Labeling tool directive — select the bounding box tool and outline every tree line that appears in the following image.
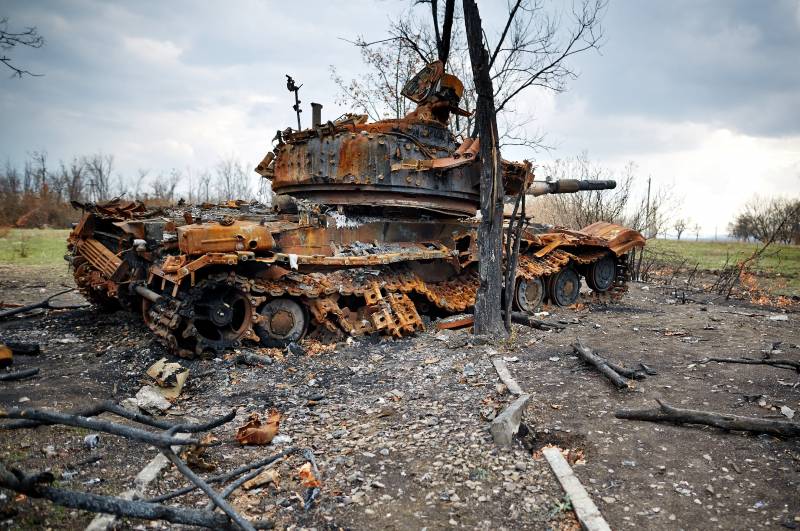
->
[728,196,800,244]
[0,151,259,228]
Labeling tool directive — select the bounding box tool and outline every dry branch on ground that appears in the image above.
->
[615,399,800,437]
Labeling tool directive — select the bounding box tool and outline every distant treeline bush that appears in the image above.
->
[0,151,263,228]
[728,196,800,244]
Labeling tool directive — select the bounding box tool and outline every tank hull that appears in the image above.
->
[67,201,643,357]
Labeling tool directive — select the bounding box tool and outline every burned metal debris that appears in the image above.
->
[66,61,644,358]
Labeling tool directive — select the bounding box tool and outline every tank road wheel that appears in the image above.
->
[547,267,581,307]
[514,277,545,313]
[189,283,254,354]
[255,298,308,347]
[586,254,616,292]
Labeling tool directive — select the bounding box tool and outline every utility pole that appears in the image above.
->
[644,176,652,239]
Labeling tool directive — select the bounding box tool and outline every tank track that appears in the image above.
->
[129,251,631,358]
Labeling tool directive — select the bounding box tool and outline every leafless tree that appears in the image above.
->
[215,156,251,202]
[674,218,688,240]
[693,222,701,241]
[61,158,85,202]
[333,0,604,151]
[535,156,675,237]
[29,150,47,193]
[197,170,213,203]
[0,160,20,198]
[83,153,114,202]
[0,16,44,78]
[728,196,800,244]
[150,169,181,203]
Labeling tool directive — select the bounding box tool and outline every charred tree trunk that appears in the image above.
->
[463,0,506,337]
[431,0,456,65]
[616,399,800,437]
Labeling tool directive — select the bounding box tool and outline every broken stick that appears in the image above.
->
[606,361,646,380]
[615,399,800,437]
[0,463,234,529]
[573,340,629,389]
[510,312,566,331]
[0,367,39,381]
[696,357,800,372]
[0,288,87,320]
[0,407,210,448]
[163,449,256,531]
[147,446,297,503]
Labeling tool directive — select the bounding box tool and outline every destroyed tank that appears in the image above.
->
[66,61,644,358]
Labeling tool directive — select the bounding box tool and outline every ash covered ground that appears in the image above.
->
[0,265,798,530]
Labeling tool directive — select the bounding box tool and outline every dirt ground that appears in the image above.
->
[0,265,798,530]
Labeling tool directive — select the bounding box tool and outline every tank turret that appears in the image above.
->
[256,60,530,216]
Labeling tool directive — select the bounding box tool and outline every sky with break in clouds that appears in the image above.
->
[1,0,799,236]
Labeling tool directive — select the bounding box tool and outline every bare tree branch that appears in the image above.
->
[0,16,44,78]
[488,0,523,70]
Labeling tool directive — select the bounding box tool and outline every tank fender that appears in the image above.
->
[581,222,645,255]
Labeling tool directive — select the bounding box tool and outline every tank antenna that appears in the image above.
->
[286,74,303,130]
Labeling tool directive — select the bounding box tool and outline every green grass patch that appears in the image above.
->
[647,239,800,294]
[0,228,71,266]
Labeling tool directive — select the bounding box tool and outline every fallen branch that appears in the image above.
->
[166,410,237,434]
[0,403,260,529]
[206,455,287,511]
[235,352,274,367]
[163,449,256,531]
[0,367,39,381]
[509,312,565,331]
[1,401,234,432]
[0,288,88,320]
[605,362,646,380]
[572,340,629,389]
[0,407,210,448]
[147,447,298,503]
[615,399,800,437]
[696,356,800,373]
[0,463,234,529]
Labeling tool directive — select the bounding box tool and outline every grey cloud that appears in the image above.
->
[564,0,800,137]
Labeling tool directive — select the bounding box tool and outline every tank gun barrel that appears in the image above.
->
[529,179,616,197]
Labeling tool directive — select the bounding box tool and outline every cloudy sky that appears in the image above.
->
[1,0,799,235]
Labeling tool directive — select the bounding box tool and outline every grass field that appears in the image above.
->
[0,228,71,266]
[647,238,800,294]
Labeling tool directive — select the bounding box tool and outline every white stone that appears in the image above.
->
[135,386,171,414]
